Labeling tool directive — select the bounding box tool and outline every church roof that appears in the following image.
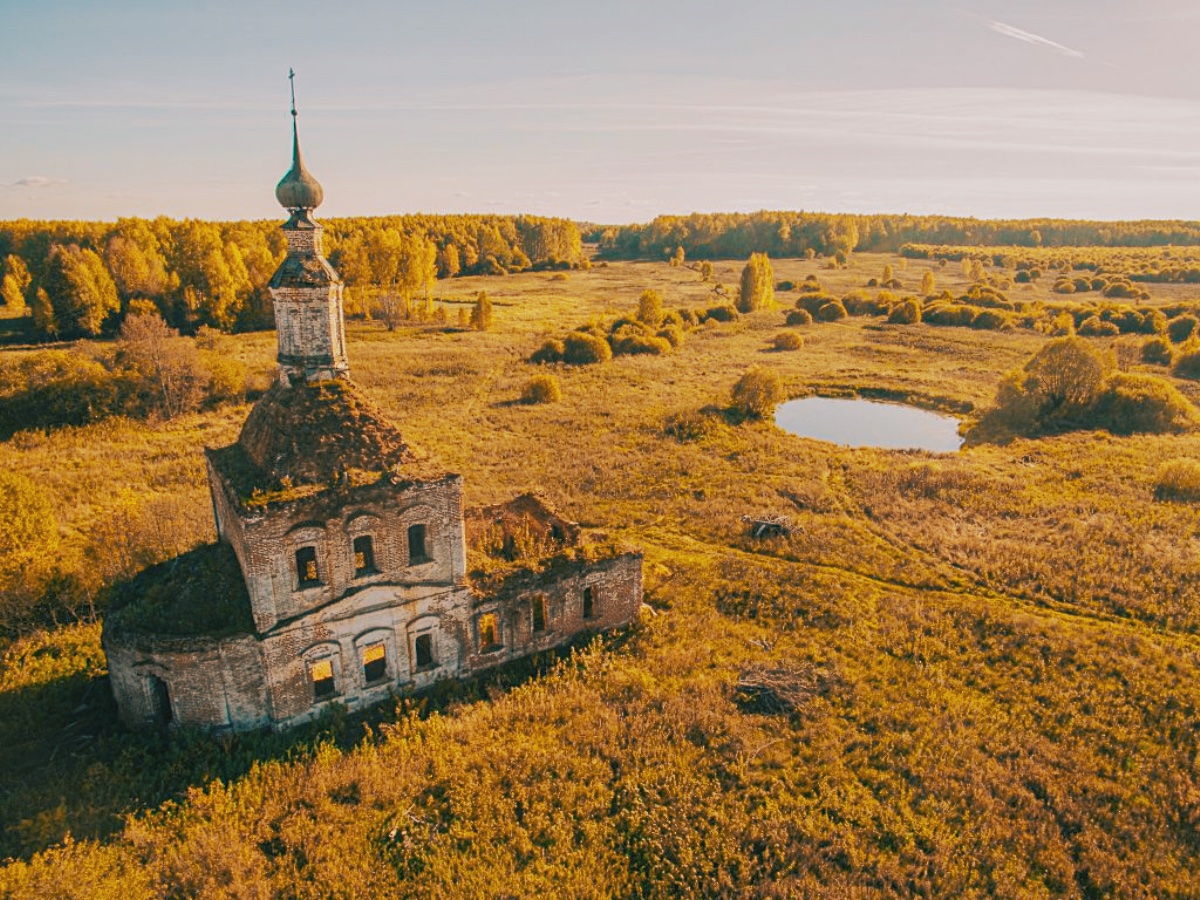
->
[210,380,414,503]
[275,117,324,211]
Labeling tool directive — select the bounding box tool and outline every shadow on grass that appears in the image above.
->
[0,629,623,861]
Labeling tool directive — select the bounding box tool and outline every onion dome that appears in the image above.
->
[275,117,324,211]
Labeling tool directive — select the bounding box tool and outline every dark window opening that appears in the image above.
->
[478,613,499,652]
[362,643,387,682]
[414,633,434,668]
[407,524,429,564]
[149,675,173,725]
[353,535,376,577]
[311,659,335,700]
[531,596,546,633]
[296,546,320,588]
[583,586,596,620]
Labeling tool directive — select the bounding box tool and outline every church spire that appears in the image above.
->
[267,69,349,387]
[275,69,324,213]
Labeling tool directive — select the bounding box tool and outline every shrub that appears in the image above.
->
[675,307,699,327]
[776,280,795,292]
[1168,315,1199,343]
[887,298,921,325]
[923,303,976,327]
[785,309,813,326]
[613,333,671,356]
[1093,373,1199,434]
[731,366,784,418]
[1156,458,1200,501]
[703,303,739,323]
[1052,280,1076,294]
[815,300,847,322]
[657,325,685,349]
[561,333,612,365]
[530,339,564,364]
[664,409,714,442]
[970,309,1012,331]
[738,253,775,312]
[796,293,835,316]
[521,374,562,404]
[637,290,664,327]
[772,332,804,351]
[1172,346,1200,380]
[470,291,493,331]
[550,272,569,281]
[1141,336,1174,366]
[1078,316,1120,337]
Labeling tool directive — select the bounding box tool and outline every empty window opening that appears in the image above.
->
[296,546,320,588]
[407,524,428,564]
[311,658,335,700]
[478,613,500,652]
[362,643,387,682]
[531,596,547,633]
[583,586,596,620]
[148,675,173,725]
[414,633,434,669]
[353,535,376,577]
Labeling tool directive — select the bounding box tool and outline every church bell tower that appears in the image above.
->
[267,70,349,386]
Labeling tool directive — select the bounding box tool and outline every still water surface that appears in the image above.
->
[775,397,963,452]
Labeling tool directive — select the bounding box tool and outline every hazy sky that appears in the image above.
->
[3,0,1200,223]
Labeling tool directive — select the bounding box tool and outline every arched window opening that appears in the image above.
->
[353,535,376,577]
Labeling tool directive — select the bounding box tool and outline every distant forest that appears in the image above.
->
[591,212,1200,261]
[0,215,582,338]
[5,210,1200,339]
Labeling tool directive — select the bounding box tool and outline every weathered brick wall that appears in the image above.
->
[232,474,467,634]
[463,551,644,676]
[104,630,268,731]
[259,583,473,729]
[272,285,347,378]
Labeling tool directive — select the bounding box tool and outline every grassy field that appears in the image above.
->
[3,254,1200,896]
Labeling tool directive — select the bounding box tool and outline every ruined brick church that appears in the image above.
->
[103,100,642,733]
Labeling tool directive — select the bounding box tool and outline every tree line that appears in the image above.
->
[592,211,1200,261]
[0,214,582,339]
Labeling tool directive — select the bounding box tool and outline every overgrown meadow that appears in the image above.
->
[2,251,1200,897]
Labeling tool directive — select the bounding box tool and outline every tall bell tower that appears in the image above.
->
[267,70,349,386]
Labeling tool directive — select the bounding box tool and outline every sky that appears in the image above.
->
[3,0,1200,224]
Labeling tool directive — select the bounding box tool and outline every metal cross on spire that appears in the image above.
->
[288,68,297,118]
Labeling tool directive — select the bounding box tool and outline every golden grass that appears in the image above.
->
[3,254,1200,894]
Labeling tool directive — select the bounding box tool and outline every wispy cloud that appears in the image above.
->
[12,175,65,188]
[988,20,1084,58]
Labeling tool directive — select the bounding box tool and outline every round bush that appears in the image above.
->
[657,325,685,348]
[1172,347,1200,380]
[522,374,562,404]
[562,332,612,365]
[816,300,848,322]
[772,331,804,351]
[970,309,1012,331]
[1094,373,1199,435]
[1141,336,1174,366]
[529,339,564,364]
[1078,315,1120,337]
[887,298,921,325]
[731,367,784,418]
[1168,315,1199,344]
[785,308,813,326]
[703,303,740,323]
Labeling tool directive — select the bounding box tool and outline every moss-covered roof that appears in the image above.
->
[105,542,254,638]
[235,378,411,487]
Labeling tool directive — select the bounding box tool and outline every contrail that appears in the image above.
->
[988,20,1084,58]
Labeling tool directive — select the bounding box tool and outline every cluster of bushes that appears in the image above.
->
[531,291,740,366]
[969,337,1200,442]
[0,313,251,438]
[901,243,1200,285]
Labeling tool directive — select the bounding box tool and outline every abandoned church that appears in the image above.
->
[102,101,643,733]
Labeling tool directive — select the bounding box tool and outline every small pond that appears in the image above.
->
[775,397,963,453]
